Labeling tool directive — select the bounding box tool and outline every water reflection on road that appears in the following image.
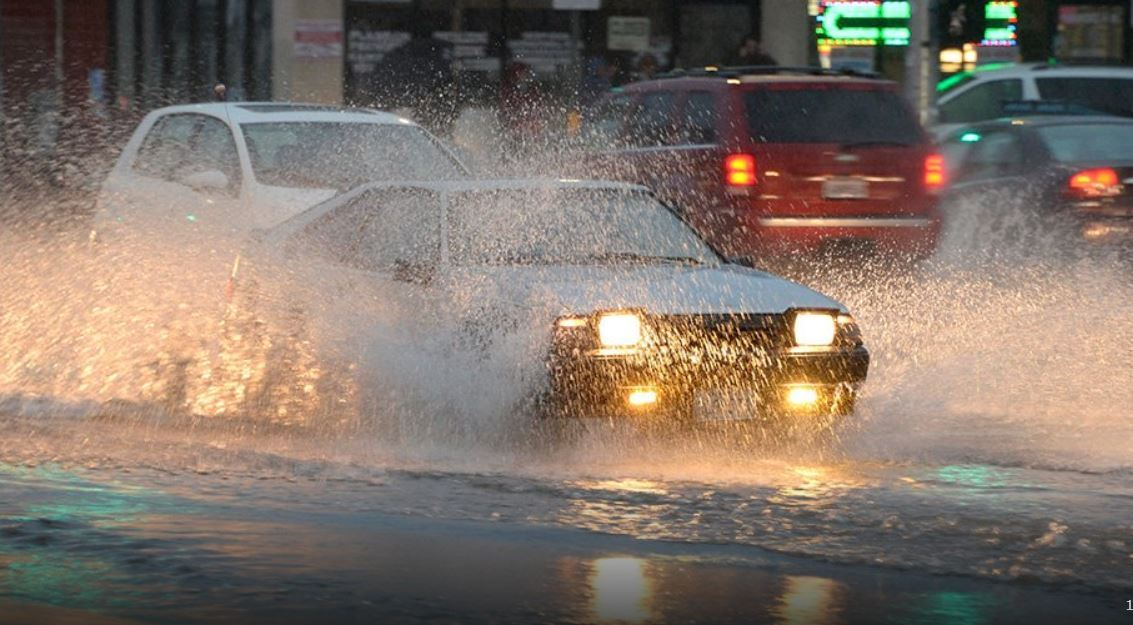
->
[0,422,1127,624]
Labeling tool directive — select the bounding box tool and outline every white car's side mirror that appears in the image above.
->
[181,169,230,193]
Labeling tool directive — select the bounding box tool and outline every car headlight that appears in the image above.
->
[597,312,642,347]
[793,312,837,346]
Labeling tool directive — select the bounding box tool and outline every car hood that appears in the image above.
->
[450,263,847,316]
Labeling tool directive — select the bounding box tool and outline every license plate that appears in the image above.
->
[692,388,761,422]
[822,178,869,199]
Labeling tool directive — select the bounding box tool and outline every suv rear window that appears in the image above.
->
[1036,78,1133,118]
[746,87,922,145]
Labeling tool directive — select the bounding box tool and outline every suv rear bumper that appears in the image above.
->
[696,197,942,261]
[751,214,941,258]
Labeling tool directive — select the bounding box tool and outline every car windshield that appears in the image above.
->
[1035,123,1133,164]
[746,87,922,144]
[446,189,719,267]
[241,122,463,189]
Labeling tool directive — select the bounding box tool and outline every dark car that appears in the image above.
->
[578,66,944,267]
[937,115,1133,250]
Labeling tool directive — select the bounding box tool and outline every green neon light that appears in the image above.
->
[936,72,971,92]
[983,2,1017,43]
[985,3,1017,20]
[818,1,910,46]
[984,27,1015,41]
[960,132,982,142]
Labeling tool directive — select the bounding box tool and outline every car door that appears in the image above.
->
[947,128,1031,195]
[292,187,445,361]
[107,112,244,242]
[97,112,197,236]
[939,127,1044,247]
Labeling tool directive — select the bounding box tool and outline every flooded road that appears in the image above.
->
[0,398,1129,624]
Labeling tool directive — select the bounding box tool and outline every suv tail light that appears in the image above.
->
[724,154,757,187]
[1068,167,1123,198]
[924,154,946,192]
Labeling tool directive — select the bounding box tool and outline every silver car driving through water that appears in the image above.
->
[205,179,869,432]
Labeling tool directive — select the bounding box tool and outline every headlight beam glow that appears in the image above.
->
[597,313,643,347]
[793,312,837,346]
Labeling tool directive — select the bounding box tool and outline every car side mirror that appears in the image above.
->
[181,169,230,193]
[392,259,436,286]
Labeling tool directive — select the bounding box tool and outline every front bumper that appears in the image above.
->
[546,314,869,422]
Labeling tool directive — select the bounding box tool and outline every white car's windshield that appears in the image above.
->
[447,189,719,267]
[241,122,463,189]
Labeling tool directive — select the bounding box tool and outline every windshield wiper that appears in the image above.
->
[578,252,703,266]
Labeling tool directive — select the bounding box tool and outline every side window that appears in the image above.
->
[627,92,677,148]
[938,79,1023,124]
[1036,78,1133,117]
[957,131,1025,181]
[134,115,198,179]
[584,94,633,149]
[300,189,440,273]
[682,91,718,144]
[185,117,241,195]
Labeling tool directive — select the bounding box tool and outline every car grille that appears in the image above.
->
[648,313,788,373]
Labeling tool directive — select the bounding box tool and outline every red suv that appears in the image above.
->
[579,67,943,265]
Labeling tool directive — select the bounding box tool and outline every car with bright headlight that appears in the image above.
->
[202,179,869,431]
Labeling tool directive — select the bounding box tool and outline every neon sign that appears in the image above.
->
[817,1,911,47]
[982,1,1018,46]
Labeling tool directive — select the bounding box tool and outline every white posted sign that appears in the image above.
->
[553,0,600,10]
[607,17,650,52]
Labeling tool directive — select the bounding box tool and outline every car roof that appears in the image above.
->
[147,102,412,125]
[960,63,1133,79]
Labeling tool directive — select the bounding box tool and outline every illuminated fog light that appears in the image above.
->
[627,388,659,407]
[557,316,588,328]
[598,313,642,347]
[793,312,837,346]
[785,386,820,407]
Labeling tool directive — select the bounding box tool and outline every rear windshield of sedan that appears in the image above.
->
[746,87,922,144]
[447,189,718,267]
[1035,123,1133,163]
[241,122,463,189]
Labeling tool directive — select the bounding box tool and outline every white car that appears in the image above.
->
[934,63,1133,137]
[93,102,467,240]
[204,179,869,430]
